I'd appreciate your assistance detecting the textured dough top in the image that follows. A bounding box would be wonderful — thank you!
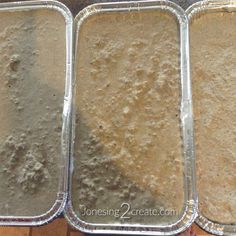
[190,11,236,224]
[72,10,185,225]
[0,8,66,216]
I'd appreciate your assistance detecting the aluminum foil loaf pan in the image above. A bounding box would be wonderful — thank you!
[187,0,236,235]
[65,0,197,235]
[0,0,73,226]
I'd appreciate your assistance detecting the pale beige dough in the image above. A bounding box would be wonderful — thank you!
[190,12,236,223]
[72,10,184,225]
[0,9,66,216]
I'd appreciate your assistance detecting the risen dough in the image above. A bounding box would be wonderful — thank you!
[72,10,184,224]
[0,9,66,216]
[190,12,236,224]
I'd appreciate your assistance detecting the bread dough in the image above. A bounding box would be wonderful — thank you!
[190,12,236,224]
[0,9,66,216]
[72,10,184,224]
